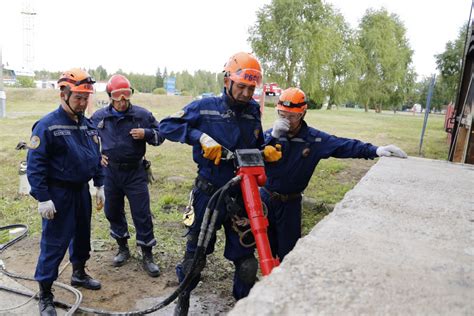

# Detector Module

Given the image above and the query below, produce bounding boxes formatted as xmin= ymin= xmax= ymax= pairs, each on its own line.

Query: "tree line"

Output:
xmin=249 ymin=0 xmax=468 ymax=111
xmin=33 ymin=66 xmax=223 ymax=97
xmin=22 ymin=0 xmax=469 ymax=111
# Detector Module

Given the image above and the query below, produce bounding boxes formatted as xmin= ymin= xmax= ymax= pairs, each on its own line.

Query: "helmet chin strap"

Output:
xmin=64 ymin=90 xmax=83 ymax=119
xmin=227 ymin=81 xmax=249 ymax=106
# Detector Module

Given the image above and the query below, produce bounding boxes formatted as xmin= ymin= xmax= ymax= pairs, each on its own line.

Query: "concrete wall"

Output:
xmin=231 ymin=157 xmax=474 ymax=315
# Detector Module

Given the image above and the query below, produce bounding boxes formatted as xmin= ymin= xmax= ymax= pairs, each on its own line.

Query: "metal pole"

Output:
xmin=0 ymin=46 xmax=6 ymax=118
xmin=418 ymin=75 xmax=436 ymax=156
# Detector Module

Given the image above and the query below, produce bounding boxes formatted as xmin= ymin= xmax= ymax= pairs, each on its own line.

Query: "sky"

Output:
xmin=1 ymin=0 xmax=472 ymax=79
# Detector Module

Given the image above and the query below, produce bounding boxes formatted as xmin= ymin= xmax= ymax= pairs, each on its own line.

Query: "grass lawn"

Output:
xmin=0 ymin=88 xmax=449 ymax=256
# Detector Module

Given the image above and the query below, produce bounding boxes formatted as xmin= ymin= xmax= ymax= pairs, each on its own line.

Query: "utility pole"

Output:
xmin=418 ymin=75 xmax=436 ymax=156
xmin=0 ymin=47 xmax=6 ymax=118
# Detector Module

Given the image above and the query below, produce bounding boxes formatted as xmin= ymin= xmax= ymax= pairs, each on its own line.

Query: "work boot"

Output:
xmin=141 ymin=246 xmax=160 ymax=277
xmin=113 ymin=238 xmax=131 ymax=267
xmin=173 ymin=291 xmax=190 ymax=316
xmin=71 ymin=262 xmax=101 ymax=290
xmin=38 ymin=281 xmax=56 ymax=316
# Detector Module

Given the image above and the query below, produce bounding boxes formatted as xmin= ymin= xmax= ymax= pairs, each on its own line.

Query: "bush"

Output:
xmin=152 ymin=87 xmax=166 ymax=95
xmin=17 ymin=76 xmax=36 ymax=88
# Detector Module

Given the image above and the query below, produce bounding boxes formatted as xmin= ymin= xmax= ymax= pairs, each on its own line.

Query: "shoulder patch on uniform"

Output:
xmin=170 ymin=110 xmax=185 ymax=118
xmin=29 ymin=135 xmax=40 ymax=149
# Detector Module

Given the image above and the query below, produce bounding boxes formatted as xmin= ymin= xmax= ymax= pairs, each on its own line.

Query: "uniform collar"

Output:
xmin=221 ymin=90 xmax=257 ymax=115
xmin=57 ymin=104 xmax=84 ymax=124
xmin=106 ymin=103 xmax=135 ymax=117
xmin=291 ymin=120 xmax=309 ymax=138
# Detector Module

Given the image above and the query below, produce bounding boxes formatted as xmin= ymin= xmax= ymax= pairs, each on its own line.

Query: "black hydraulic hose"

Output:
xmin=133 ymin=176 xmax=242 ymax=315
xmin=0 ymin=268 xmax=82 ymax=316
xmin=0 ymin=224 xmax=83 ymax=315
xmin=0 ymin=224 xmax=28 ymax=253
xmin=0 ymin=176 xmax=242 ymax=315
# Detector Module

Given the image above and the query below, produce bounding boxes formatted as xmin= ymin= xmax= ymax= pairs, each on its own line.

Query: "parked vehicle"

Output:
xmin=263 ymin=83 xmax=282 ymax=96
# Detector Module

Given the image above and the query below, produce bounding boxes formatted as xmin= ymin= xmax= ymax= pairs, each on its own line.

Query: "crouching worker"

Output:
xmin=27 ymin=68 xmax=105 ymax=316
xmin=262 ymin=87 xmax=407 ymax=261
xmin=91 ymin=74 xmax=165 ymax=277
xmin=159 ymin=52 xmax=282 ymax=316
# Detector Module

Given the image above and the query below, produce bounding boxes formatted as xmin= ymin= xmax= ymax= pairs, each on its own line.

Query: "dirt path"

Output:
xmin=2 ymin=236 xmax=235 ymax=315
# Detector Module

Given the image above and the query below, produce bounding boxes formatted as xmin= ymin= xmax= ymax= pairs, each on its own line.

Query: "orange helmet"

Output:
xmin=223 ymin=52 xmax=262 ymax=87
xmin=277 ymin=88 xmax=307 ymax=113
xmin=57 ymin=68 xmax=95 ymax=93
xmin=106 ymin=74 xmax=134 ymax=100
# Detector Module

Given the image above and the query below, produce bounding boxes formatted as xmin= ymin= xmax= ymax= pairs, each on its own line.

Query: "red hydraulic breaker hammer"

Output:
xmin=232 ymin=149 xmax=280 ymax=275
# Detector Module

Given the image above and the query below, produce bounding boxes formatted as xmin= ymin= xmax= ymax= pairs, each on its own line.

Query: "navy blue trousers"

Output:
xmin=176 ymin=187 xmax=256 ymax=300
xmin=35 ymin=184 xmax=92 ymax=282
xmin=260 ymin=189 xmax=303 ymax=261
xmin=104 ymin=165 xmax=156 ymax=247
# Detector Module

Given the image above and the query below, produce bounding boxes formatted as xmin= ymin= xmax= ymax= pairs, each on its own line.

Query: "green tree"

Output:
xmin=127 ymin=72 xmax=155 ymax=93
xmin=301 ymin=9 xmax=363 ymax=108
xmin=87 ymin=66 xmax=108 ymax=81
xmin=34 ymin=70 xmax=61 ymax=81
xmin=155 ymin=67 xmax=164 ymax=88
xmin=357 ymin=8 xmax=414 ymax=112
xmin=435 ymin=22 xmax=468 ymax=103
xmin=416 ymin=76 xmax=452 ymax=111
xmin=249 ymin=0 xmax=363 ymax=107
xmin=249 ymin=0 xmax=323 ymax=86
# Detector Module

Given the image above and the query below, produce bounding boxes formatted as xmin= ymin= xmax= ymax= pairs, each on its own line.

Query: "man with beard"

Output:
xmin=159 ymin=52 xmax=282 ymax=315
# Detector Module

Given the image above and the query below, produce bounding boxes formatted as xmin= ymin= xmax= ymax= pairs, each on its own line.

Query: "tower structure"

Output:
xmin=21 ymin=0 xmax=36 ymax=72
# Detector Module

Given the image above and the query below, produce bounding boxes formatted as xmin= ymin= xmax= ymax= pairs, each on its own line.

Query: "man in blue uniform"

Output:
xmin=262 ymin=87 xmax=407 ymax=261
xmin=91 ymin=74 xmax=164 ymax=277
xmin=27 ymin=68 xmax=105 ymax=316
xmin=159 ymin=52 xmax=282 ymax=315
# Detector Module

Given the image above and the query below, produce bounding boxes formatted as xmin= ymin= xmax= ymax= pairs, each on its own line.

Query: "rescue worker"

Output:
xmin=91 ymin=74 xmax=164 ymax=277
xmin=159 ymin=52 xmax=282 ymax=315
xmin=262 ymin=87 xmax=407 ymax=261
xmin=27 ymin=68 xmax=105 ymax=316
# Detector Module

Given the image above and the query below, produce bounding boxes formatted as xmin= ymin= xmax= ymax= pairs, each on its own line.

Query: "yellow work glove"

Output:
xmin=263 ymin=144 xmax=282 ymax=162
xmin=199 ymin=133 xmax=222 ymax=165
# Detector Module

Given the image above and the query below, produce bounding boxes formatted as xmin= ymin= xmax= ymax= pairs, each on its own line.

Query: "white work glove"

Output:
xmin=271 ymin=118 xmax=290 ymax=138
xmin=95 ymin=186 xmax=105 ymax=211
xmin=38 ymin=200 xmax=57 ymax=220
xmin=376 ymin=145 xmax=407 ymax=158
xmin=199 ymin=133 xmax=222 ymax=165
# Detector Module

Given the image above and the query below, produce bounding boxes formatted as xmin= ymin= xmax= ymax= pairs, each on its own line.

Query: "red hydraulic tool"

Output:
xmin=232 ymin=149 xmax=280 ymax=275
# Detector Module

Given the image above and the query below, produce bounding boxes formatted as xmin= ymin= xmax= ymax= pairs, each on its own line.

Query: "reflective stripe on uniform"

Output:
xmin=48 ymin=125 xmax=88 ymax=131
xmin=199 ymin=110 xmax=221 ymax=116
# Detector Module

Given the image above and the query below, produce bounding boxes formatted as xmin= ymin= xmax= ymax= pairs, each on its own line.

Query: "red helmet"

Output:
xmin=277 ymin=88 xmax=307 ymax=113
xmin=223 ymin=52 xmax=262 ymax=87
xmin=57 ymin=68 xmax=95 ymax=93
xmin=106 ymin=74 xmax=134 ymax=100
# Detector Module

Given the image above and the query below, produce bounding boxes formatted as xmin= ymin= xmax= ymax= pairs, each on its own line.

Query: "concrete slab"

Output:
xmin=231 ymin=157 xmax=474 ymax=315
